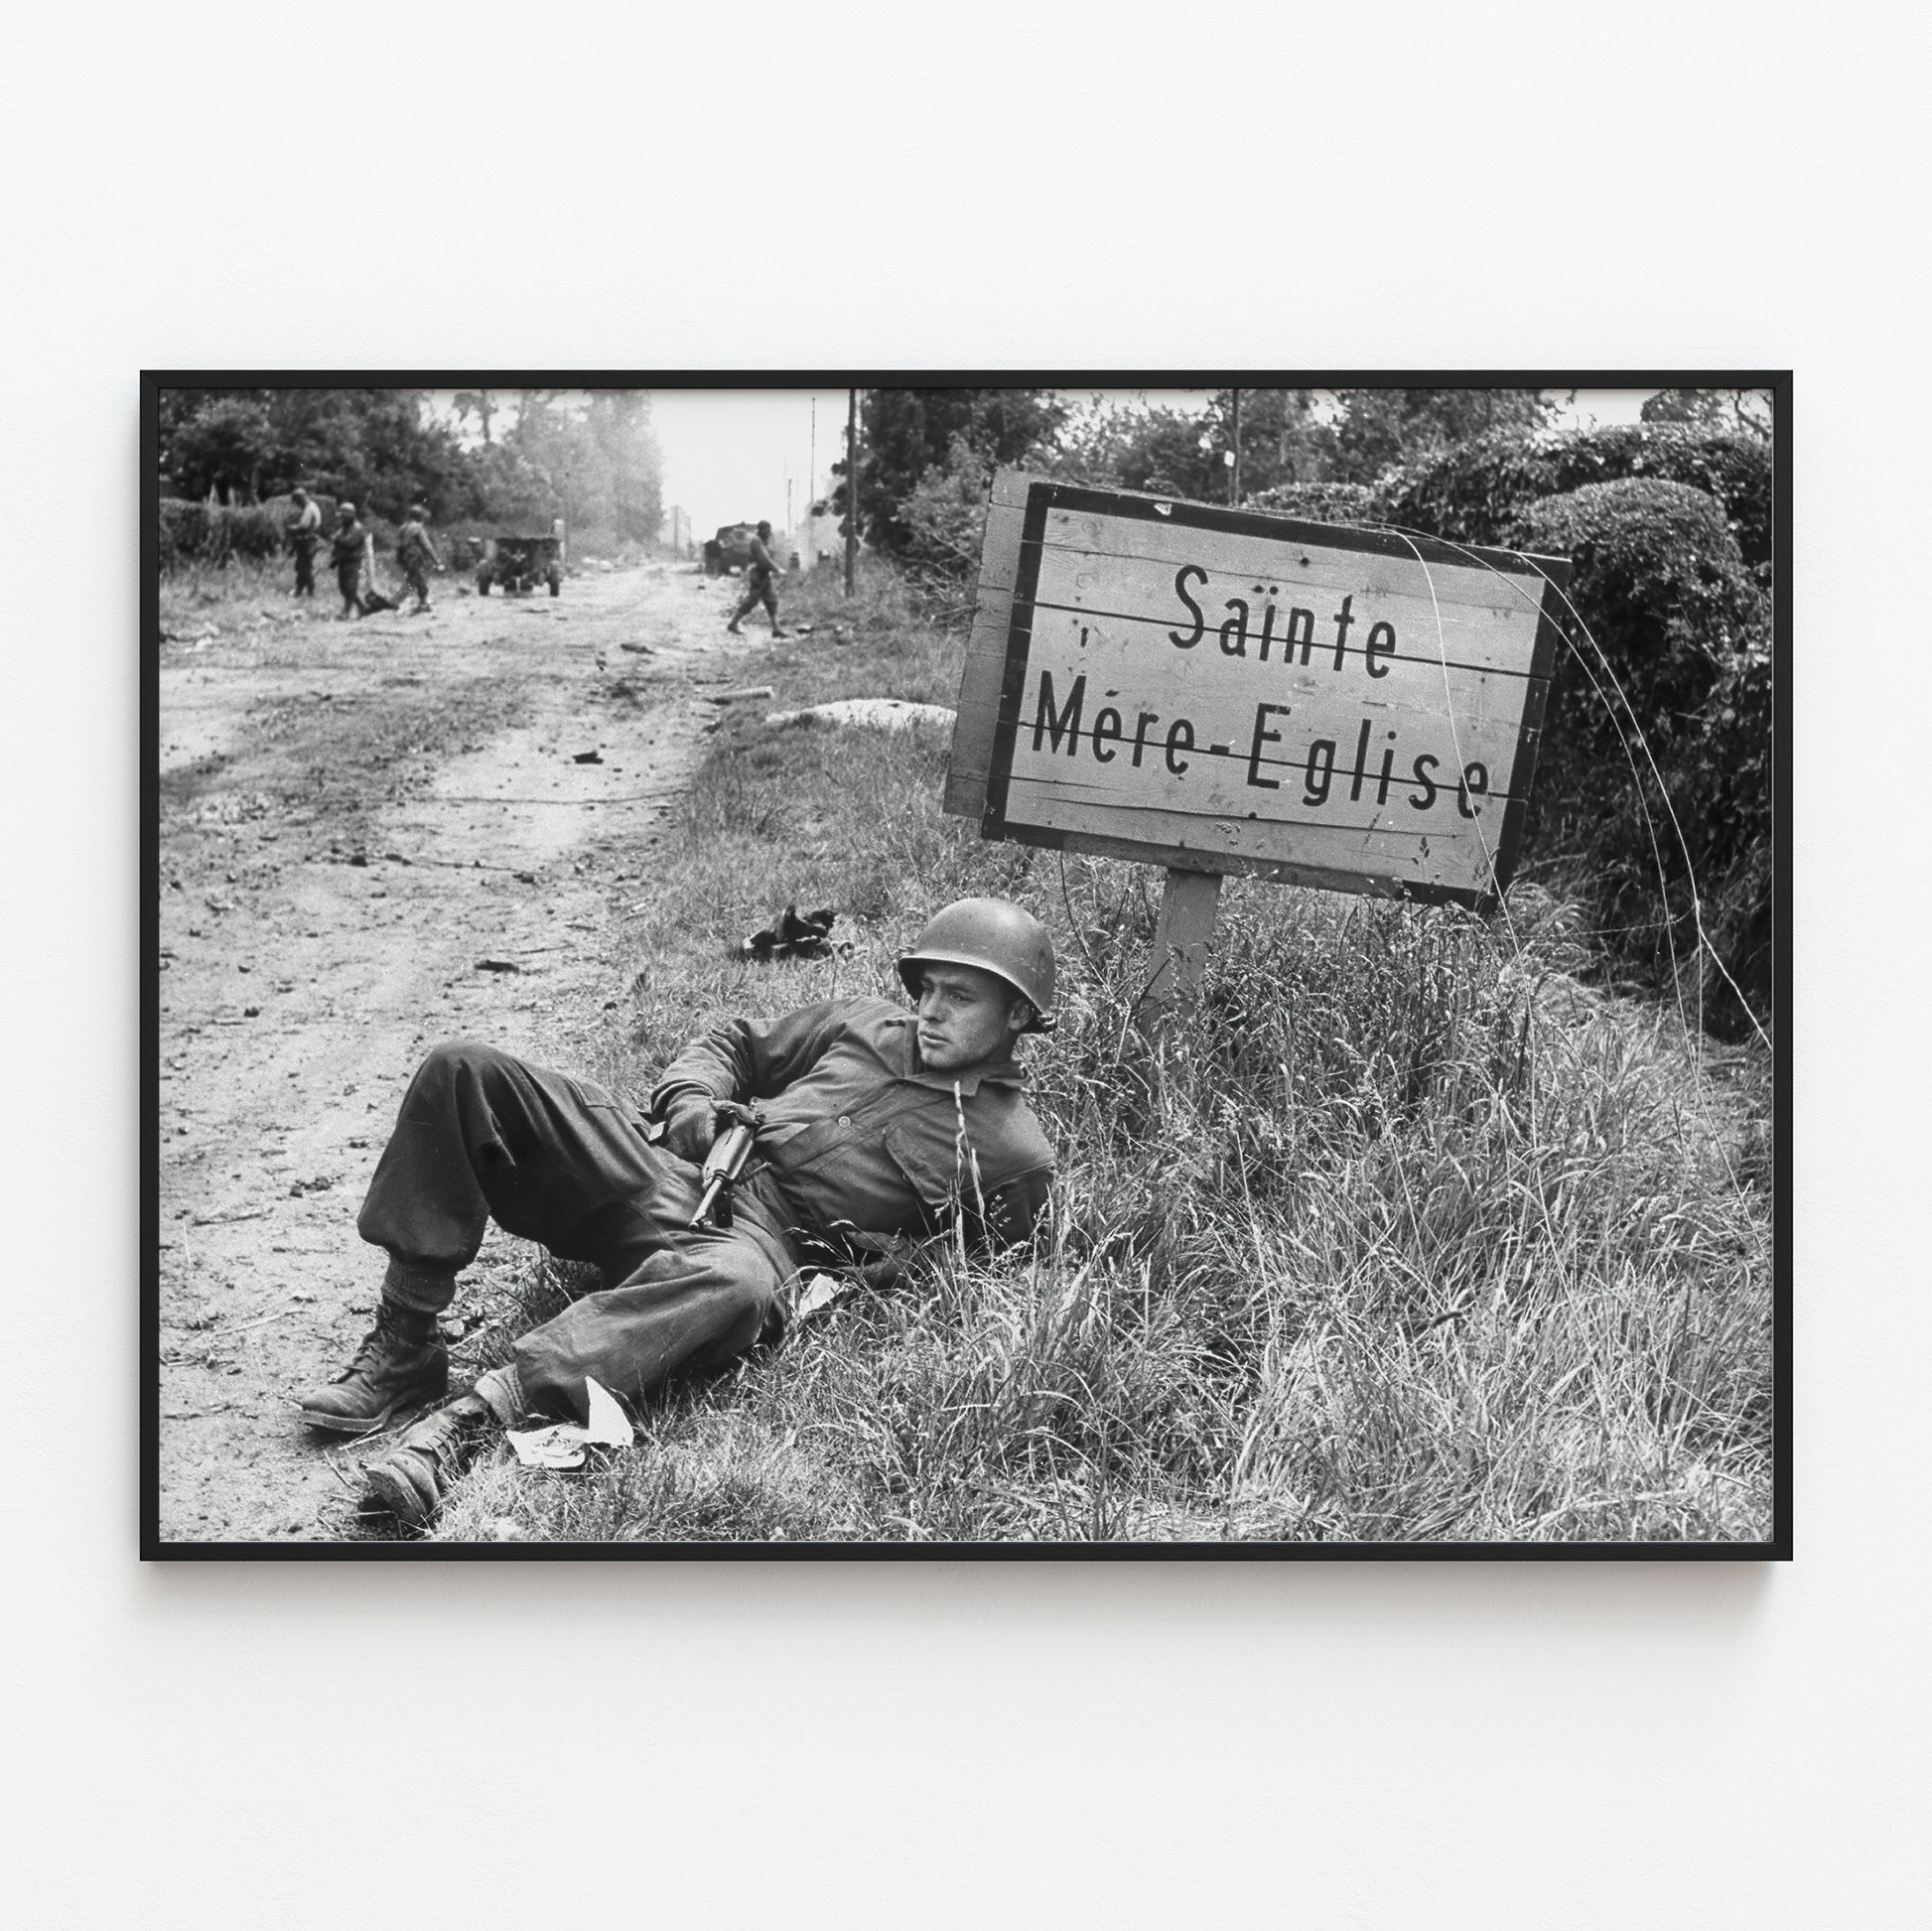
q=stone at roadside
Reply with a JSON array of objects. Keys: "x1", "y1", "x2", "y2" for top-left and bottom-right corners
[{"x1": 766, "y1": 699, "x2": 956, "y2": 734}]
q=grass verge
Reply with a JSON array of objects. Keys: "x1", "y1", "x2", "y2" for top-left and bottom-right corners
[{"x1": 401, "y1": 559, "x2": 1770, "y2": 1545}]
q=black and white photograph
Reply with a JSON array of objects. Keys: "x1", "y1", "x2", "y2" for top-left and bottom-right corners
[{"x1": 145, "y1": 377, "x2": 1785, "y2": 1554}]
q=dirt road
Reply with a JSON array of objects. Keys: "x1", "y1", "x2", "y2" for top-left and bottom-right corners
[{"x1": 157, "y1": 563, "x2": 759, "y2": 1542}]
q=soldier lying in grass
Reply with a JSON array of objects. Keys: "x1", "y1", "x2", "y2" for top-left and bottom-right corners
[{"x1": 298, "y1": 897, "x2": 1059, "y2": 1528}]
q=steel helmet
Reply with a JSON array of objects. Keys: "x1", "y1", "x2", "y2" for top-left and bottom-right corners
[{"x1": 897, "y1": 897, "x2": 1056, "y2": 1033}]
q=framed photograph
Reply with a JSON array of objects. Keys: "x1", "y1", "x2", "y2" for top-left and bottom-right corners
[{"x1": 144, "y1": 373, "x2": 1787, "y2": 1558}]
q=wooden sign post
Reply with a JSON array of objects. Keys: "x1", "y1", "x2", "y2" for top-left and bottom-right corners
[
  {"x1": 1144, "y1": 866, "x2": 1222, "y2": 1012},
  {"x1": 944, "y1": 474, "x2": 1571, "y2": 1013}
]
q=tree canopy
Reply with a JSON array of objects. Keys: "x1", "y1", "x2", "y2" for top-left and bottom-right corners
[
  {"x1": 837, "y1": 389, "x2": 1068, "y2": 555},
  {"x1": 158, "y1": 387, "x2": 664, "y2": 541},
  {"x1": 1640, "y1": 387, "x2": 1773, "y2": 438},
  {"x1": 835, "y1": 385, "x2": 1566, "y2": 556}
]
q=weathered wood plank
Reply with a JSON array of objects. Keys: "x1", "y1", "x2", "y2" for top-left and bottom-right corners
[
  {"x1": 982, "y1": 818, "x2": 1485, "y2": 908},
  {"x1": 1013, "y1": 603, "x2": 1538, "y2": 754},
  {"x1": 1142, "y1": 868, "x2": 1223, "y2": 1012},
  {"x1": 1002, "y1": 778, "x2": 1505, "y2": 894},
  {"x1": 944, "y1": 482, "x2": 1033, "y2": 817},
  {"x1": 975, "y1": 481, "x2": 1560, "y2": 901},
  {"x1": 948, "y1": 472, "x2": 1561, "y2": 905},
  {"x1": 1031, "y1": 520, "x2": 1551, "y2": 677},
  {"x1": 1038, "y1": 500, "x2": 1551, "y2": 589}
]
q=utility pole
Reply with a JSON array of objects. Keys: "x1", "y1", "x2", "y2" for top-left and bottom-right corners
[
  {"x1": 1229, "y1": 388, "x2": 1242, "y2": 504},
  {"x1": 844, "y1": 386, "x2": 858, "y2": 597},
  {"x1": 808, "y1": 395, "x2": 818, "y2": 568}
]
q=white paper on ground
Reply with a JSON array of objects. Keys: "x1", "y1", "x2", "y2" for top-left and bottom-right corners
[
  {"x1": 583, "y1": 1375, "x2": 632, "y2": 1446},
  {"x1": 504, "y1": 1426, "x2": 588, "y2": 1470},
  {"x1": 793, "y1": 1271, "x2": 851, "y2": 1319},
  {"x1": 505, "y1": 1375, "x2": 634, "y2": 1470}
]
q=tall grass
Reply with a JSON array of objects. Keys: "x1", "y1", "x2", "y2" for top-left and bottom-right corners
[
  {"x1": 158, "y1": 555, "x2": 297, "y2": 625},
  {"x1": 419, "y1": 568, "x2": 1773, "y2": 1545}
]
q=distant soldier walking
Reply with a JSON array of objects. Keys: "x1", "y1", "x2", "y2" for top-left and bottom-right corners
[
  {"x1": 396, "y1": 502, "x2": 443, "y2": 614},
  {"x1": 331, "y1": 501, "x2": 367, "y2": 620},
  {"x1": 285, "y1": 486, "x2": 322, "y2": 599},
  {"x1": 727, "y1": 518, "x2": 789, "y2": 637}
]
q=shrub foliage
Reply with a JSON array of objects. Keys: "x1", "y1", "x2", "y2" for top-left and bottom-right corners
[{"x1": 157, "y1": 496, "x2": 313, "y2": 570}]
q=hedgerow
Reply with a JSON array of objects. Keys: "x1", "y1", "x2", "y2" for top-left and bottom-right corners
[
  {"x1": 157, "y1": 497, "x2": 295, "y2": 570},
  {"x1": 1258, "y1": 423, "x2": 1776, "y2": 1038},
  {"x1": 1517, "y1": 480, "x2": 1772, "y2": 1034},
  {"x1": 1241, "y1": 480, "x2": 1380, "y2": 526},
  {"x1": 1373, "y1": 422, "x2": 1772, "y2": 572}
]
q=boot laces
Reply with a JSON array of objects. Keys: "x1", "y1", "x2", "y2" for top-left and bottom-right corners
[
  {"x1": 407, "y1": 1399, "x2": 491, "y2": 1480},
  {"x1": 339, "y1": 1304, "x2": 429, "y2": 1381}
]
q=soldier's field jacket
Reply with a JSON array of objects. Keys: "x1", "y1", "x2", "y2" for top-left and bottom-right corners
[
  {"x1": 649, "y1": 996, "x2": 1055, "y2": 1254},
  {"x1": 396, "y1": 519, "x2": 438, "y2": 569}
]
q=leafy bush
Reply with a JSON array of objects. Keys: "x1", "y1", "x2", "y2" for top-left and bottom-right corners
[
  {"x1": 895, "y1": 433, "x2": 998, "y2": 584},
  {"x1": 157, "y1": 496, "x2": 309, "y2": 570},
  {"x1": 156, "y1": 492, "x2": 434, "y2": 574},
  {"x1": 845, "y1": 389, "x2": 1067, "y2": 558},
  {"x1": 1525, "y1": 479, "x2": 1764, "y2": 754},
  {"x1": 1374, "y1": 421, "x2": 1772, "y2": 572},
  {"x1": 1516, "y1": 480, "x2": 1772, "y2": 1035},
  {"x1": 1243, "y1": 479, "x2": 1380, "y2": 526}
]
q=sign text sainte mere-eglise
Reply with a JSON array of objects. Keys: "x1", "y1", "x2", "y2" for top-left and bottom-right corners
[{"x1": 949, "y1": 478, "x2": 1569, "y2": 910}]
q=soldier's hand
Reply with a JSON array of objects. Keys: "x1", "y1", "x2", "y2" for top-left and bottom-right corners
[{"x1": 661, "y1": 1094, "x2": 718, "y2": 1164}]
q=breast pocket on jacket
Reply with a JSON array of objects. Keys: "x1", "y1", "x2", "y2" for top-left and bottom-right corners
[{"x1": 879, "y1": 1121, "x2": 972, "y2": 1217}]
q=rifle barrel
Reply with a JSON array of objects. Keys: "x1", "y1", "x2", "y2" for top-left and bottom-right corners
[{"x1": 689, "y1": 1176, "x2": 726, "y2": 1230}]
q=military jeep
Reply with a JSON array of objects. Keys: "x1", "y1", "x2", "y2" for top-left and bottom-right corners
[
  {"x1": 701, "y1": 522, "x2": 759, "y2": 577},
  {"x1": 478, "y1": 534, "x2": 563, "y2": 597}
]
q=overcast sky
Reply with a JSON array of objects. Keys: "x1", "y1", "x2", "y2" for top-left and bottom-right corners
[{"x1": 648, "y1": 388, "x2": 851, "y2": 543}]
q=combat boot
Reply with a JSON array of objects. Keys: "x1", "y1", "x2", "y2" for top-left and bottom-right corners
[
  {"x1": 361, "y1": 1392, "x2": 497, "y2": 1529},
  {"x1": 298, "y1": 1300, "x2": 448, "y2": 1436}
]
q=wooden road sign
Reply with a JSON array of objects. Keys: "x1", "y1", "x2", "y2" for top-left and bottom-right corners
[{"x1": 944, "y1": 473, "x2": 1571, "y2": 1003}]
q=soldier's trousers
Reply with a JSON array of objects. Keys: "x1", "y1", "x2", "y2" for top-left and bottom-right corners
[
  {"x1": 293, "y1": 540, "x2": 317, "y2": 595},
  {"x1": 357, "y1": 1041, "x2": 799, "y2": 1422},
  {"x1": 337, "y1": 561, "x2": 362, "y2": 612},
  {"x1": 403, "y1": 562, "x2": 430, "y2": 607},
  {"x1": 732, "y1": 571, "x2": 778, "y2": 622}
]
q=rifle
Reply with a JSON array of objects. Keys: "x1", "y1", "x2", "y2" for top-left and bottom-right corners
[{"x1": 688, "y1": 1114, "x2": 759, "y2": 1230}]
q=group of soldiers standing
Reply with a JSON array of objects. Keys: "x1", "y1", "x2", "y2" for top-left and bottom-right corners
[{"x1": 285, "y1": 487, "x2": 442, "y2": 619}]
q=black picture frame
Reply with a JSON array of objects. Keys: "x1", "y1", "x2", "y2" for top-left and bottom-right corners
[{"x1": 143, "y1": 370, "x2": 1790, "y2": 1562}]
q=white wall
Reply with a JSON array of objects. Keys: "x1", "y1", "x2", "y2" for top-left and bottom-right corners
[{"x1": 2, "y1": 6, "x2": 1922, "y2": 1927}]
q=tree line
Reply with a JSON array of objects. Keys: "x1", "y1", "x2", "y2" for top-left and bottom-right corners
[{"x1": 157, "y1": 387, "x2": 665, "y2": 545}]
